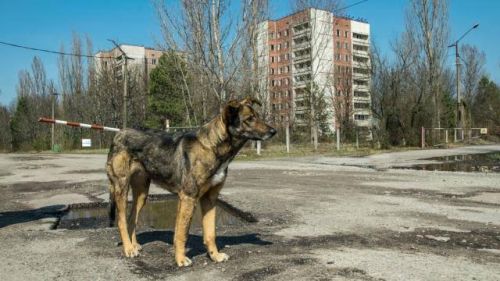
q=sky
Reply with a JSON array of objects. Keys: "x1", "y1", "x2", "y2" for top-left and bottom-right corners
[{"x1": 0, "y1": 0, "x2": 499, "y2": 106}]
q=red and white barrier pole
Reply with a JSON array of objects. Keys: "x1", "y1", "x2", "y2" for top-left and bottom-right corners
[{"x1": 38, "y1": 117, "x2": 121, "y2": 132}]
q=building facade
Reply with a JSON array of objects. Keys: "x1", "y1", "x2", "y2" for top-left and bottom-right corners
[
  {"x1": 257, "y1": 8, "x2": 372, "y2": 133},
  {"x1": 95, "y1": 44, "x2": 166, "y2": 86}
]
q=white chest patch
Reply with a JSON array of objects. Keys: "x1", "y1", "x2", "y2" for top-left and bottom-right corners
[{"x1": 211, "y1": 161, "x2": 230, "y2": 185}]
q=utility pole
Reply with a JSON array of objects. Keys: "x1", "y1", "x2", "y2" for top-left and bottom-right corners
[
  {"x1": 108, "y1": 39, "x2": 134, "y2": 129},
  {"x1": 51, "y1": 92, "x2": 59, "y2": 151},
  {"x1": 448, "y1": 24, "x2": 479, "y2": 131}
]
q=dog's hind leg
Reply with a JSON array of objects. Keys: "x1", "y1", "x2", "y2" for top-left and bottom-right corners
[
  {"x1": 128, "y1": 168, "x2": 150, "y2": 253},
  {"x1": 174, "y1": 192, "x2": 197, "y2": 267},
  {"x1": 109, "y1": 151, "x2": 138, "y2": 258},
  {"x1": 200, "y1": 184, "x2": 229, "y2": 263}
]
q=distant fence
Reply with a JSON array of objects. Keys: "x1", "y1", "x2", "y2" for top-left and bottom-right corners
[{"x1": 420, "y1": 127, "x2": 488, "y2": 148}]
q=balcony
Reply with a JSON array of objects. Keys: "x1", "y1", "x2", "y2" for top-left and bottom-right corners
[
  {"x1": 293, "y1": 41, "x2": 311, "y2": 51},
  {"x1": 293, "y1": 54, "x2": 311, "y2": 64},
  {"x1": 354, "y1": 119, "x2": 372, "y2": 127},
  {"x1": 294, "y1": 66, "x2": 311, "y2": 76},
  {"x1": 352, "y1": 60, "x2": 370, "y2": 69},
  {"x1": 293, "y1": 27, "x2": 311, "y2": 38}
]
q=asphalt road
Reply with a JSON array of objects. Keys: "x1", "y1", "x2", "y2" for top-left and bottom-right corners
[{"x1": 0, "y1": 145, "x2": 499, "y2": 280}]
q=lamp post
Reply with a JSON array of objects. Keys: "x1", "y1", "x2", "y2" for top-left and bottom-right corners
[
  {"x1": 448, "y1": 23, "x2": 479, "y2": 130},
  {"x1": 51, "y1": 92, "x2": 59, "y2": 151}
]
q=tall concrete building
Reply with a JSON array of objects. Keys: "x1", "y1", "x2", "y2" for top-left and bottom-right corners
[
  {"x1": 257, "y1": 8, "x2": 372, "y2": 134},
  {"x1": 95, "y1": 44, "x2": 166, "y2": 85}
]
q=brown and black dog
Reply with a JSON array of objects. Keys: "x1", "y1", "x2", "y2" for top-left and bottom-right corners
[{"x1": 106, "y1": 97, "x2": 276, "y2": 267}]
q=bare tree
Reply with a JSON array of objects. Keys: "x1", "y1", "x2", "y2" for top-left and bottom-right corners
[
  {"x1": 460, "y1": 44, "x2": 485, "y2": 127},
  {"x1": 154, "y1": 0, "x2": 251, "y2": 124},
  {"x1": 408, "y1": 0, "x2": 450, "y2": 128}
]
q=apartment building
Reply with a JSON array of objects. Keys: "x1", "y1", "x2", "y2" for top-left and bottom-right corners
[
  {"x1": 257, "y1": 8, "x2": 372, "y2": 133},
  {"x1": 95, "y1": 44, "x2": 166, "y2": 85}
]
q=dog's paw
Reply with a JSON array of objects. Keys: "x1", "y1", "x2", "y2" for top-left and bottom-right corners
[
  {"x1": 132, "y1": 243, "x2": 142, "y2": 252},
  {"x1": 123, "y1": 245, "x2": 140, "y2": 258},
  {"x1": 210, "y1": 252, "x2": 230, "y2": 263},
  {"x1": 176, "y1": 256, "x2": 193, "y2": 267}
]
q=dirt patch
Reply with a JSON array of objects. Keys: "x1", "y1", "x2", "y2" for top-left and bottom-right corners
[
  {"x1": 335, "y1": 267, "x2": 384, "y2": 281},
  {"x1": 10, "y1": 155, "x2": 53, "y2": 161},
  {"x1": 64, "y1": 169, "x2": 105, "y2": 174},
  {"x1": 18, "y1": 164, "x2": 62, "y2": 169},
  {"x1": 237, "y1": 264, "x2": 284, "y2": 280}
]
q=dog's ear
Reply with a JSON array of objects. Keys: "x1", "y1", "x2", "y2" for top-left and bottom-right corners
[
  {"x1": 240, "y1": 97, "x2": 262, "y2": 107},
  {"x1": 223, "y1": 99, "x2": 240, "y2": 125}
]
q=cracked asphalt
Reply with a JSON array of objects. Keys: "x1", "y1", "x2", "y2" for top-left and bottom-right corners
[{"x1": 0, "y1": 145, "x2": 499, "y2": 280}]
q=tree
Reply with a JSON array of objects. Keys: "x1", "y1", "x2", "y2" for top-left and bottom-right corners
[
  {"x1": 146, "y1": 52, "x2": 192, "y2": 129},
  {"x1": 10, "y1": 96, "x2": 32, "y2": 151},
  {"x1": 460, "y1": 44, "x2": 485, "y2": 127},
  {"x1": 472, "y1": 77, "x2": 500, "y2": 135},
  {"x1": 0, "y1": 104, "x2": 11, "y2": 151},
  {"x1": 409, "y1": 0, "x2": 449, "y2": 128}
]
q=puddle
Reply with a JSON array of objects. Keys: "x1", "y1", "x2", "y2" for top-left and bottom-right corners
[
  {"x1": 58, "y1": 195, "x2": 251, "y2": 230},
  {"x1": 399, "y1": 152, "x2": 500, "y2": 173}
]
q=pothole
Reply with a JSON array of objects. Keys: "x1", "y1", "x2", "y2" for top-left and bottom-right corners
[
  {"x1": 57, "y1": 194, "x2": 255, "y2": 230},
  {"x1": 394, "y1": 152, "x2": 500, "y2": 172}
]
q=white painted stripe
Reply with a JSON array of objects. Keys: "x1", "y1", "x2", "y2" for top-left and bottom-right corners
[
  {"x1": 80, "y1": 124, "x2": 92, "y2": 128},
  {"x1": 55, "y1": 120, "x2": 67, "y2": 125},
  {"x1": 104, "y1": 127, "x2": 121, "y2": 132}
]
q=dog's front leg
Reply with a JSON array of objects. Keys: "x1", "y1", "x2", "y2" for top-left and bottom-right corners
[
  {"x1": 174, "y1": 192, "x2": 196, "y2": 267},
  {"x1": 200, "y1": 184, "x2": 229, "y2": 263}
]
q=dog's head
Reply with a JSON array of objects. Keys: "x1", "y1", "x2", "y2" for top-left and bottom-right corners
[{"x1": 223, "y1": 97, "x2": 276, "y2": 141}]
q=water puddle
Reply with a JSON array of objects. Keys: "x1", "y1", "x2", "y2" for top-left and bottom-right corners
[
  {"x1": 401, "y1": 152, "x2": 500, "y2": 173},
  {"x1": 57, "y1": 195, "x2": 252, "y2": 230}
]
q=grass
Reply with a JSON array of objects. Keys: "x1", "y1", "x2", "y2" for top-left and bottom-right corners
[{"x1": 236, "y1": 143, "x2": 419, "y2": 161}]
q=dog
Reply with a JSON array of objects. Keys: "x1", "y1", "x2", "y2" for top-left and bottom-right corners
[{"x1": 106, "y1": 97, "x2": 276, "y2": 267}]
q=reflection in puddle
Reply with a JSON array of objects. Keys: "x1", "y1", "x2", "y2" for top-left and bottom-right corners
[
  {"x1": 58, "y1": 197, "x2": 245, "y2": 230},
  {"x1": 407, "y1": 152, "x2": 500, "y2": 172}
]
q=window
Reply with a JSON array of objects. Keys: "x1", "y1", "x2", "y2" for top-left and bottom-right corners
[
  {"x1": 354, "y1": 114, "x2": 369, "y2": 120},
  {"x1": 285, "y1": 53, "x2": 290, "y2": 60},
  {"x1": 285, "y1": 41, "x2": 289, "y2": 48},
  {"x1": 278, "y1": 31, "x2": 281, "y2": 38},
  {"x1": 354, "y1": 91, "x2": 369, "y2": 97},
  {"x1": 284, "y1": 78, "x2": 289, "y2": 85},
  {"x1": 284, "y1": 29, "x2": 289, "y2": 36},
  {"x1": 345, "y1": 31, "x2": 349, "y2": 38},
  {"x1": 336, "y1": 29, "x2": 340, "y2": 36},
  {"x1": 277, "y1": 55, "x2": 281, "y2": 62},
  {"x1": 286, "y1": 65, "x2": 290, "y2": 73},
  {"x1": 345, "y1": 54, "x2": 349, "y2": 62},
  {"x1": 271, "y1": 68, "x2": 275, "y2": 75},
  {"x1": 344, "y1": 42, "x2": 349, "y2": 50},
  {"x1": 269, "y1": 32, "x2": 274, "y2": 39},
  {"x1": 152, "y1": 58, "x2": 157, "y2": 65},
  {"x1": 336, "y1": 41, "x2": 341, "y2": 49},
  {"x1": 354, "y1": 102, "x2": 370, "y2": 109},
  {"x1": 270, "y1": 44, "x2": 274, "y2": 51},
  {"x1": 271, "y1": 56, "x2": 275, "y2": 63}
]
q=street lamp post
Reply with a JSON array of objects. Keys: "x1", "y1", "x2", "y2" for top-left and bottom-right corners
[
  {"x1": 51, "y1": 92, "x2": 59, "y2": 151},
  {"x1": 448, "y1": 23, "x2": 479, "y2": 131}
]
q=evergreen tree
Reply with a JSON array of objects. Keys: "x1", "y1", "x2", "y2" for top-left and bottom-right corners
[
  {"x1": 146, "y1": 52, "x2": 190, "y2": 129},
  {"x1": 10, "y1": 96, "x2": 32, "y2": 151}
]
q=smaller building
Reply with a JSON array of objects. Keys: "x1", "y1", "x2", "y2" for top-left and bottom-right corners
[{"x1": 95, "y1": 44, "x2": 166, "y2": 86}]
